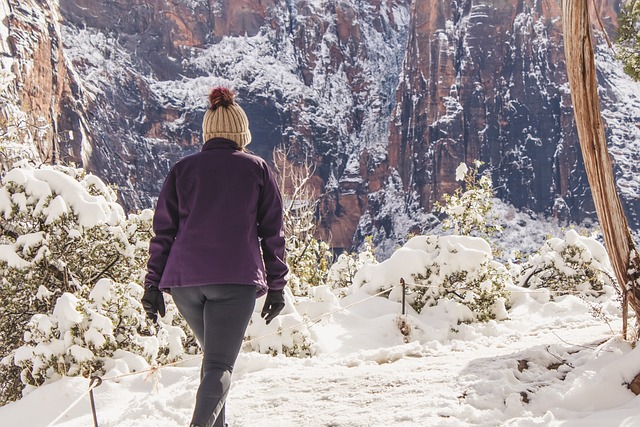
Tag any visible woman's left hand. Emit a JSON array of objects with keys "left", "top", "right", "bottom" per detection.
[{"left": 261, "top": 289, "right": 285, "bottom": 325}]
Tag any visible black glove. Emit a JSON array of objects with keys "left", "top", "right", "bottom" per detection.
[
  {"left": 261, "top": 289, "right": 285, "bottom": 325},
  {"left": 141, "top": 287, "right": 166, "bottom": 323}
]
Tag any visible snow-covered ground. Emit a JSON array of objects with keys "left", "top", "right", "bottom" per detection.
[
  {"left": 1, "top": 282, "right": 638, "bottom": 427},
  {"left": 0, "top": 165, "right": 637, "bottom": 426}
]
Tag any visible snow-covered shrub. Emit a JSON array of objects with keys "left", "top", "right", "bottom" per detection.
[
  {"left": 353, "top": 235, "right": 512, "bottom": 323},
  {"left": 0, "top": 165, "right": 152, "bottom": 282},
  {"left": 12, "top": 279, "right": 191, "bottom": 395},
  {"left": 616, "top": 0, "right": 640, "bottom": 81},
  {"left": 0, "top": 165, "right": 152, "bottom": 351},
  {"left": 516, "top": 229, "right": 616, "bottom": 298},
  {"left": 244, "top": 288, "right": 316, "bottom": 357},
  {"left": 287, "top": 236, "right": 332, "bottom": 296},
  {"left": 0, "top": 165, "right": 158, "bottom": 404},
  {"left": 436, "top": 161, "right": 502, "bottom": 237},
  {"left": 326, "top": 236, "right": 377, "bottom": 290},
  {"left": 294, "top": 285, "right": 342, "bottom": 321}
]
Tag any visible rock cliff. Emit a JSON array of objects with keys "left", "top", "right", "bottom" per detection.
[
  {"left": 0, "top": 0, "right": 85, "bottom": 167},
  {"left": 387, "top": 0, "right": 639, "bottom": 230},
  {"left": 2, "top": 0, "right": 640, "bottom": 251},
  {"left": 56, "top": 0, "right": 413, "bottom": 248}
]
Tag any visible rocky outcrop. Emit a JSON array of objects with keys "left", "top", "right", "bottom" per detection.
[
  {"left": 1, "top": 0, "right": 85, "bottom": 167},
  {"left": 387, "top": 0, "right": 635, "bottom": 227},
  {"left": 55, "top": 0, "right": 411, "bottom": 248},
  {"left": 3, "top": 0, "right": 640, "bottom": 252}
]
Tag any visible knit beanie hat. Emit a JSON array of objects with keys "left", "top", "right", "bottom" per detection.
[{"left": 202, "top": 87, "right": 252, "bottom": 149}]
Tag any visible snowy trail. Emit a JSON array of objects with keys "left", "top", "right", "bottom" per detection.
[
  {"left": 231, "top": 350, "right": 474, "bottom": 426},
  {"left": 0, "top": 295, "right": 633, "bottom": 427},
  {"left": 227, "top": 321, "right": 614, "bottom": 427}
]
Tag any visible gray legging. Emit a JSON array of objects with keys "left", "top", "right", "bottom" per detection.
[{"left": 171, "top": 284, "right": 256, "bottom": 427}]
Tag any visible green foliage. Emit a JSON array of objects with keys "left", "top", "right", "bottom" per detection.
[
  {"left": 436, "top": 160, "right": 502, "bottom": 237},
  {"left": 616, "top": 0, "right": 640, "bottom": 81},
  {"left": 516, "top": 230, "right": 615, "bottom": 298},
  {"left": 287, "top": 235, "right": 332, "bottom": 296}
]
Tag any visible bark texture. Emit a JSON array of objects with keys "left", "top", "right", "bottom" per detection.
[{"left": 562, "top": 0, "right": 640, "bottom": 337}]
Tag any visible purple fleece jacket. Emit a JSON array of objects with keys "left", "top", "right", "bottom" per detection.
[{"left": 144, "top": 138, "right": 288, "bottom": 297}]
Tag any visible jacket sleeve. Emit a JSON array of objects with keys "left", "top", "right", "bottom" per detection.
[
  {"left": 257, "top": 163, "right": 289, "bottom": 291},
  {"left": 144, "top": 168, "right": 179, "bottom": 289}
]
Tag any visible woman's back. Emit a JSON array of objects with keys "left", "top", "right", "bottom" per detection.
[{"left": 157, "top": 138, "right": 278, "bottom": 291}]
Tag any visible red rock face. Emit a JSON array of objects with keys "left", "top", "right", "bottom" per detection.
[
  {"left": 211, "top": 0, "right": 277, "bottom": 37},
  {"left": 387, "top": 0, "right": 624, "bottom": 225},
  {"left": 6, "top": 0, "right": 637, "bottom": 251},
  {"left": 4, "top": 0, "right": 84, "bottom": 166}
]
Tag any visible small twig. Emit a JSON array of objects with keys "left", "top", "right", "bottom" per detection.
[
  {"left": 551, "top": 331, "right": 610, "bottom": 352},
  {"left": 89, "top": 255, "right": 121, "bottom": 283},
  {"left": 590, "top": 0, "right": 615, "bottom": 51},
  {"left": 521, "top": 266, "right": 555, "bottom": 288},
  {"left": 545, "top": 345, "right": 574, "bottom": 368}
]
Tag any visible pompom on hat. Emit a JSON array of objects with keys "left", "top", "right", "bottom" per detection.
[{"left": 202, "top": 87, "right": 252, "bottom": 149}]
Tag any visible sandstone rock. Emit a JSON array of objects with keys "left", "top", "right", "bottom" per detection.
[
  {"left": 3, "top": 0, "right": 85, "bottom": 167},
  {"left": 4, "top": 0, "right": 638, "bottom": 253}
]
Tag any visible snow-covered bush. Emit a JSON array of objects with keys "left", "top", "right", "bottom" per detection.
[
  {"left": 0, "top": 165, "right": 152, "bottom": 285},
  {"left": 616, "top": 0, "right": 640, "bottom": 81},
  {"left": 244, "top": 288, "right": 316, "bottom": 357},
  {"left": 0, "top": 165, "right": 152, "bottom": 350},
  {"left": 287, "top": 236, "right": 332, "bottom": 296},
  {"left": 436, "top": 161, "right": 502, "bottom": 237},
  {"left": 0, "top": 164, "right": 166, "bottom": 404},
  {"left": 353, "top": 235, "right": 512, "bottom": 323},
  {"left": 516, "top": 229, "right": 616, "bottom": 298},
  {"left": 13, "top": 279, "right": 190, "bottom": 395},
  {"left": 326, "top": 236, "right": 377, "bottom": 290}
]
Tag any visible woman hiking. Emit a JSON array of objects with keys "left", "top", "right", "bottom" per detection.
[{"left": 141, "top": 87, "right": 289, "bottom": 427}]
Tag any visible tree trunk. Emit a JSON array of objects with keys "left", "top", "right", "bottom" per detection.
[{"left": 562, "top": 0, "right": 640, "bottom": 339}]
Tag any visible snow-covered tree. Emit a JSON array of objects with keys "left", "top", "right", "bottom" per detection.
[
  {"left": 0, "top": 164, "right": 193, "bottom": 404},
  {"left": 273, "top": 147, "right": 332, "bottom": 296},
  {"left": 436, "top": 161, "right": 502, "bottom": 238}
]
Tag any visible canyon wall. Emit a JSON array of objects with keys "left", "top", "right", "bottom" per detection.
[{"left": 3, "top": 0, "right": 640, "bottom": 251}]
